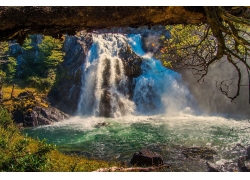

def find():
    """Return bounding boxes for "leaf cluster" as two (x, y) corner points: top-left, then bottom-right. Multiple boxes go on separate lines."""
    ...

(158, 7), (250, 102)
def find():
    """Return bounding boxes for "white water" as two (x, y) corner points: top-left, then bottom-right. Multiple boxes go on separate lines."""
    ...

(127, 34), (194, 115)
(77, 34), (135, 117)
(77, 33), (194, 117)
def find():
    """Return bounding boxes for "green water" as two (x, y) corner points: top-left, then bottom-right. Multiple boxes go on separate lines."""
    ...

(22, 113), (250, 171)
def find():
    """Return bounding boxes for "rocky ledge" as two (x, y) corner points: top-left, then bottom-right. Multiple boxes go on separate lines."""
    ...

(2, 90), (71, 128)
(0, 7), (206, 44)
(13, 106), (70, 128)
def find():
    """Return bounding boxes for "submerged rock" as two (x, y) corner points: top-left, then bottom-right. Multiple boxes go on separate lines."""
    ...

(206, 162), (220, 172)
(182, 147), (217, 160)
(94, 122), (110, 128)
(237, 146), (250, 172)
(130, 148), (163, 167)
(238, 156), (250, 172)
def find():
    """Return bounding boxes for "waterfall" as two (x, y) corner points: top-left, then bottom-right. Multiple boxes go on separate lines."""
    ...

(77, 34), (135, 117)
(77, 33), (194, 117)
(127, 34), (194, 115)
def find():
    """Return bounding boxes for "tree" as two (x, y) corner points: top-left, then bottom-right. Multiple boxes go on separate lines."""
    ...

(157, 7), (250, 102)
(36, 36), (64, 77)
(0, 41), (17, 81)
(17, 35), (65, 91)
(0, 41), (17, 102)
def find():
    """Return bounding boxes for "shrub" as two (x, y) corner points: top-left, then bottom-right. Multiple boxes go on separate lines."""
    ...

(0, 107), (13, 128)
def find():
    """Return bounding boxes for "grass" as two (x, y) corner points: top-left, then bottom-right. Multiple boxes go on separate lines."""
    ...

(1, 85), (50, 116)
(2, 85), (37, 99)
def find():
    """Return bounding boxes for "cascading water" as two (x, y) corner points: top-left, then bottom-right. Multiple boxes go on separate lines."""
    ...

(77, 34), (135, 117)
(127, 34), (194, 115)
(23, 32), (250, 172)
(77, 33), (193, 117)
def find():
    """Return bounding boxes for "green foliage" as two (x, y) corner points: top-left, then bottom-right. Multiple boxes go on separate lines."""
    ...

(20, 35), (65, 91)
(22, 37), (34, 51)
(0, 57), (17, 82)
(0, 107), (12, 129)
(156, 24), (216, 68)
(0, 42), (17, 83)
(0, 41), (9, 54)
(35, 36), (64, 77)
(0, 107), (54, 172)
(0, 70), (6, 84)
(1, 138), (54, 172)
(26, 75), (55, 92)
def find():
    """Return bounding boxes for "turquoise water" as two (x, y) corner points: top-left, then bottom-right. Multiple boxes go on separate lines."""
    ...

(22, 113), (250, 171)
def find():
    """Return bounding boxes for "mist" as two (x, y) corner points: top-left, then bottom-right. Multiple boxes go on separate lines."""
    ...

(178, 57), (250, 119)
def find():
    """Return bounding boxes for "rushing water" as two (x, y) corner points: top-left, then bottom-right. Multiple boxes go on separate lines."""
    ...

(77, 34), (135, 117)
(128, 34), (194, 115)
(23, 33), (250, 171)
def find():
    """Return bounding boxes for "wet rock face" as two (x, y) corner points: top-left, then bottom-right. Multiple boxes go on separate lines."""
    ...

(119, 46), (142, 78)
(48, 34), (93, 115)
(13, 106), (71, 127)
(141, 30), (170, 55)
(99, 89), (112, 117)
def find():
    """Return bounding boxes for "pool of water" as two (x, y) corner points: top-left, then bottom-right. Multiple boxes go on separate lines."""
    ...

(22, 113), (250, 171)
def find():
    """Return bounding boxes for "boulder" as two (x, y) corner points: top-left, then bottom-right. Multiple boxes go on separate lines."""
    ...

(206, 162), (220, 172)
(237, 146), (250, 172)
(130, 148), (163, 167)
(238, 156), (250, 172)
(13, 106), (71, 127)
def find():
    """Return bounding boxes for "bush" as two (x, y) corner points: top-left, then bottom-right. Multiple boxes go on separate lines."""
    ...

(0, 107), (13, 128)
(26, 76), (55, 92)
(1, 139), (54, 172)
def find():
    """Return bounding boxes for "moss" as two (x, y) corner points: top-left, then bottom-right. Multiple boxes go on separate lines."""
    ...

(2, 85), (36, 100)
